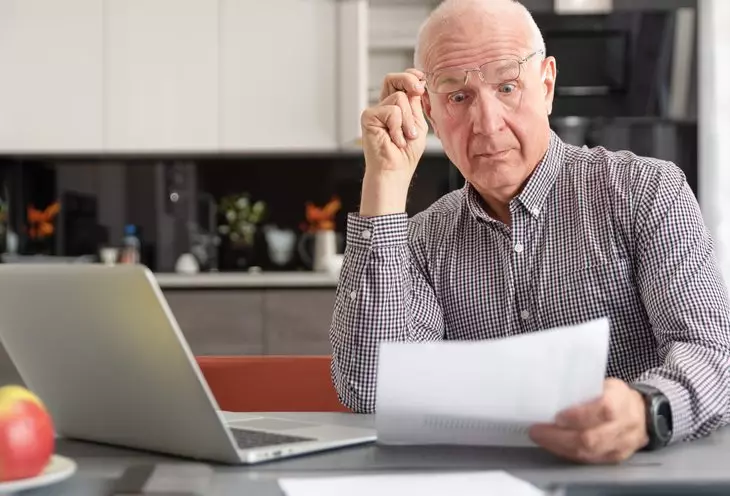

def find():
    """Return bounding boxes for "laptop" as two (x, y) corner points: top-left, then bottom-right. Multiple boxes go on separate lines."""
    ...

(0, 264), (376, 464)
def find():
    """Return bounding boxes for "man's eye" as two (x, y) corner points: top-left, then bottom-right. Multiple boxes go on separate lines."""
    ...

(499, 83), (517, 94)
(448, 92), (467, 103)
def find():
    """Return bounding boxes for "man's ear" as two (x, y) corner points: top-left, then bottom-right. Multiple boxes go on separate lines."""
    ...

(423, 91), (439, 138)
(542, 56), (557, 116)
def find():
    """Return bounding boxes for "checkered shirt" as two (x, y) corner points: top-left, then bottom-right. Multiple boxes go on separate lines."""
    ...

(329, 130), (730, 444)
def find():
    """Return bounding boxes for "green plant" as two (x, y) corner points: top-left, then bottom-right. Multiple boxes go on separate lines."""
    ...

(217, 193), (267, 246)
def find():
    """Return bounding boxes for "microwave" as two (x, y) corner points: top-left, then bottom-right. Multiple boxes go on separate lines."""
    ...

(533, 6), (697, 119)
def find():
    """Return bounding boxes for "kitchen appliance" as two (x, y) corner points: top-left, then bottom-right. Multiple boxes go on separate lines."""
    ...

(534, 4), (696, 120)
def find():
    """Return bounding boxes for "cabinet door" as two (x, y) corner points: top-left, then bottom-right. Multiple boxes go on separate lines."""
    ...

(164, 290), (265, 356)
(264, 290), (336, 355)
(219, 0), (338, 151)
(337, 0), (369, 149)
(0, 0), (103, 152)
(105, 0), (218, 152)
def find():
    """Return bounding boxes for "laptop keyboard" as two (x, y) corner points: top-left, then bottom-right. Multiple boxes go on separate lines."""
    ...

(230, 427), (316, 449)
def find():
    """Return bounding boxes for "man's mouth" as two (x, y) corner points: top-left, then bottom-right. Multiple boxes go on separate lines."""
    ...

(476, 149), (511, 159)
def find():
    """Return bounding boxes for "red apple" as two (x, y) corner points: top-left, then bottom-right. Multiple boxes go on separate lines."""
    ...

(0, 385), (55, 482)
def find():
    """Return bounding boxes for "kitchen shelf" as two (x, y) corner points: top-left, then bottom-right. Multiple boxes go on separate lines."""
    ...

(155, 271), (340, 289)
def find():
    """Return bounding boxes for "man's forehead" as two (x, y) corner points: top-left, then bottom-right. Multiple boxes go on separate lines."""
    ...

(425, 44), (528, 74)
(417, 4), (538, 71)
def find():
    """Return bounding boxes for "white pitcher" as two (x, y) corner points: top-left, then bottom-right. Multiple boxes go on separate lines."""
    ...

(298, 229), (340, 273)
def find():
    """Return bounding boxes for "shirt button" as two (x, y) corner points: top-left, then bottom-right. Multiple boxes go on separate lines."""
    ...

(520, 310), (530, 320)
(532, 208), (540, 216)
(350, 290), (357, 300)
(514, 242), (524, 253)
(361, 229), (371, 240)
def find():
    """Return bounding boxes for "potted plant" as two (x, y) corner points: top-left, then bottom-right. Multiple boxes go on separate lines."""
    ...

(217, 193), (266, 270)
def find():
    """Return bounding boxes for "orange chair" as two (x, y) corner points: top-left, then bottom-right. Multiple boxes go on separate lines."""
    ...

(195, 355), (351, 413)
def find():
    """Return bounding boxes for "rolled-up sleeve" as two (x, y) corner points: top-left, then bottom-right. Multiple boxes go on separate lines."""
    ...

(329, 212), (445, 413)
(632, 162), (730, 442)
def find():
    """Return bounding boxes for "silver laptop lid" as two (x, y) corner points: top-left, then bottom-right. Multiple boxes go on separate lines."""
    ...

(0, 264), (240, 463)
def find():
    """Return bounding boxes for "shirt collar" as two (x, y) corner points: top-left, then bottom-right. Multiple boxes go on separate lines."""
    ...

(462, 129), (565, 223)
(515, 129), (565, 218)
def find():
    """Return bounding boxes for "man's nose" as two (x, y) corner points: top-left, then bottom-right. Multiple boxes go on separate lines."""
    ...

(470, 89), (506, 136)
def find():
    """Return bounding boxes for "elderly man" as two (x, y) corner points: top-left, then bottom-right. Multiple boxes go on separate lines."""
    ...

(329, 0), (730, 463)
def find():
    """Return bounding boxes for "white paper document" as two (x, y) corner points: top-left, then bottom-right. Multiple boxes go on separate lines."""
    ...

(374, 317), (610, 447)
(278, 471), (545, 496)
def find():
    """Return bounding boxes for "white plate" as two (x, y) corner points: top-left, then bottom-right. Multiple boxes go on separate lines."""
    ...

(0, 455), (77, 494)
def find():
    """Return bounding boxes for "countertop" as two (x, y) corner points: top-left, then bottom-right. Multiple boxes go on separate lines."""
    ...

(154, 271), (340, 289)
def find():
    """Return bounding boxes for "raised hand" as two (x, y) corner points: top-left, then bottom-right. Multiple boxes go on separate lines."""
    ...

(359, 69), (429, 217)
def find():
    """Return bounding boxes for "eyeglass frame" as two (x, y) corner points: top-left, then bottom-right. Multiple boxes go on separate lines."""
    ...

(422, 49), (546, 94)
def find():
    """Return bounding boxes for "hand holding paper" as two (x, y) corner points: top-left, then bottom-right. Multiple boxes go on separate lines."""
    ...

(374, 318), (610, 447)
(529, 377), (649, 463)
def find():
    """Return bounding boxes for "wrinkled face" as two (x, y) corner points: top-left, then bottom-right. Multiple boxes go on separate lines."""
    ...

(422, 15), (557, 199)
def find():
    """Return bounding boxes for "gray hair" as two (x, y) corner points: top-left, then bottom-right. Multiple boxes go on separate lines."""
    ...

(413, 0), (546, 70)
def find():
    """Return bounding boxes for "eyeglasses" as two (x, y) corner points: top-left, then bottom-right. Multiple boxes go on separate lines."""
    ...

(424, 50), (545, 94)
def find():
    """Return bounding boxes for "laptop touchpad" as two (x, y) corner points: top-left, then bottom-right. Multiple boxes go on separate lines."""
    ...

(228, 418), (317, 431)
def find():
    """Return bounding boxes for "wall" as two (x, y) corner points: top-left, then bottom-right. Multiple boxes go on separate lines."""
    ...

(698, 0), (730, 280)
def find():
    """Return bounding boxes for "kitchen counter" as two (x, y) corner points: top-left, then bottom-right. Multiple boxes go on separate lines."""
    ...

(154, 271), (340, 289)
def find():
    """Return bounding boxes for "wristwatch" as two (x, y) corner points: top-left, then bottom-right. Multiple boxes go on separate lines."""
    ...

(631, 383), (673, 451)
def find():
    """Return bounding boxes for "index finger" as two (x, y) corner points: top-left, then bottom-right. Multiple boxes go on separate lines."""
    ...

(406, 68), (425, 80)
(380, 71), (425, 102)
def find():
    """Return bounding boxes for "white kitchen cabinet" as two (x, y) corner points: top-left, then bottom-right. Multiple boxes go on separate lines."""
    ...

(337, 0), (369, 149)
(219, 0), (338, 151)
(104, 0), (219, 152)
(0, 0), (103, 152)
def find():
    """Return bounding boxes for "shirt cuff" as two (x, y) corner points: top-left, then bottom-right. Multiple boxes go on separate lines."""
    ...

(345, 212), (409, 249)
(634, 375), (692, 443)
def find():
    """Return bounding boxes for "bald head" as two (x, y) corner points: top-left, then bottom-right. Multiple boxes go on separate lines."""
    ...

(413, 0), (545, 70)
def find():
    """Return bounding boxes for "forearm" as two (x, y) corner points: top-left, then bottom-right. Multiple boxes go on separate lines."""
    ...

(631, 165), (730, 442)
(329, 213), (443, 413)
(359, 170), (411, 217)
(638, 254), (730, 441)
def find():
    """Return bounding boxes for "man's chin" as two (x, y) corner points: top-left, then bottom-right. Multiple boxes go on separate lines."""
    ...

(468, 166), (532, 195)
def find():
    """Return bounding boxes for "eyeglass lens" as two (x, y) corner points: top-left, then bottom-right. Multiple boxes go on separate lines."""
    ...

(429, 59), (521, 94)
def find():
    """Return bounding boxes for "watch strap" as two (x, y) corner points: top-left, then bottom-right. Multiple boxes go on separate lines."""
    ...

(631, 383), (673, 451)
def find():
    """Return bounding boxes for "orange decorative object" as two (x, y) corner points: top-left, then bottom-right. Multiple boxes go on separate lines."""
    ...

(27, 202), (60, 240)
(301, 196), (341, 232)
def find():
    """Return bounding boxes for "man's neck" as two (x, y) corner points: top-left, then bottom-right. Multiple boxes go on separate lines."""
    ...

(476, 189), (514, 226)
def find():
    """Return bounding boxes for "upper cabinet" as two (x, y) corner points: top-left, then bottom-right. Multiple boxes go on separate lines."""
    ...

(104, 0), (219, 152)
(0, 0), (436, 154)
(0, 0), (104, 152)
(337, 0), (369, 149)
(218, 0), (338, 152)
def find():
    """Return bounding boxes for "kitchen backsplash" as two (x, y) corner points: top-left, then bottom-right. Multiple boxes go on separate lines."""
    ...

(0, 151), (460, 272)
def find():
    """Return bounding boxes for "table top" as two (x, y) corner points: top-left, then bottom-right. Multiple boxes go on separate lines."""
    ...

(22, 412), (730, 495)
